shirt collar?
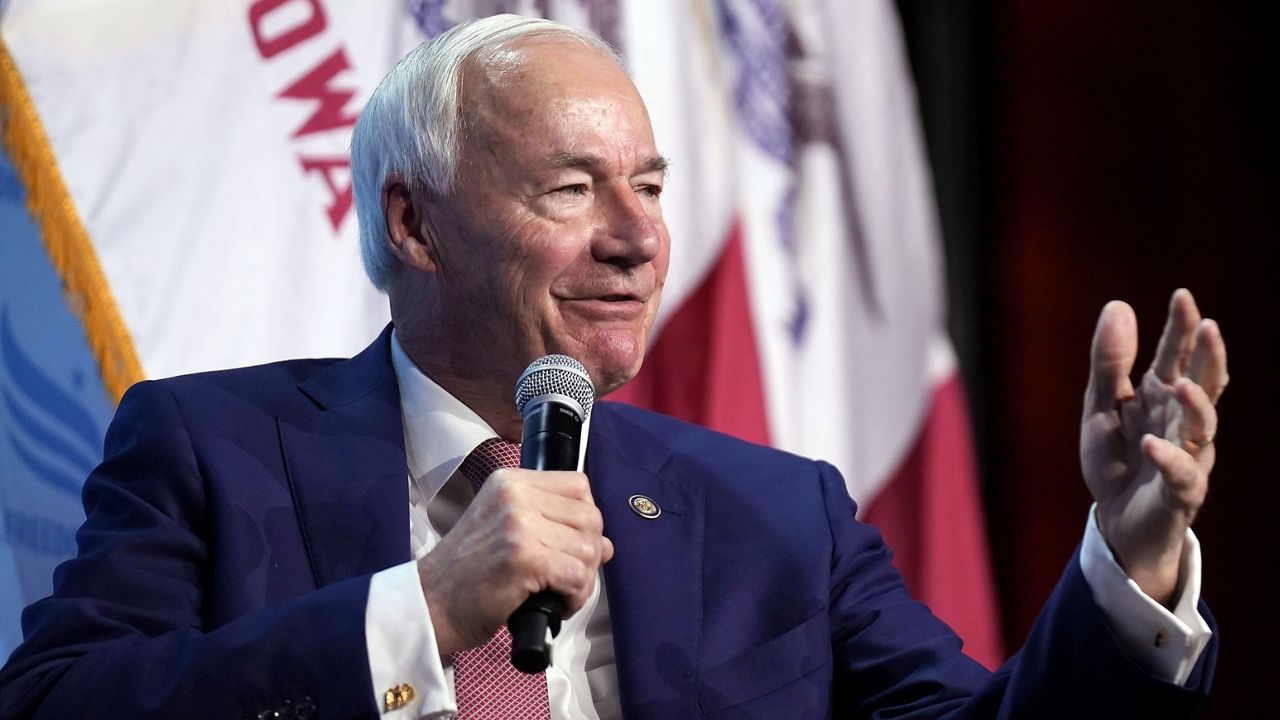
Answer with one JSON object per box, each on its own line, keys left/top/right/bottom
{"left": 389, "top": 329, "right": 593, "bottom": 496}
{"left": 390, "top": 330, "right": 498, "bottom": 503}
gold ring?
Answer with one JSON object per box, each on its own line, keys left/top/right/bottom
{"left": 1187, "top": 432, "right": 1215, "bottom": 449}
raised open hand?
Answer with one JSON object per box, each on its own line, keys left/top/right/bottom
{"left": 1080, "top": 289, "right": 1227, "bottom": 605}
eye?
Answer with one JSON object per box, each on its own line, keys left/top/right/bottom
{"left": 554, "top": 184, "right": 589, "bottom": 196}
{"left": 637, "top": 184, "right": 663, "bottom": 198}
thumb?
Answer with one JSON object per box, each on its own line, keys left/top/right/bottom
{"left": 1085, "top": 301, "right": 1138, "bottom": 417}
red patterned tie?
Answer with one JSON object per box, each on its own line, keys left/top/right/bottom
{"left": 453, "top": 438, "right": 551, "bottom": 720}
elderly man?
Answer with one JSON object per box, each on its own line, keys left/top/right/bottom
{"left": 0, "top": 14, "right": 1223, "bottom": 720}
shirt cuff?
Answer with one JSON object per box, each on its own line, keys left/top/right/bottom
{"left": 367, "top": 561, "right": 458, "bottom": 718}
{"left": 1079, "top": 504, "right": 1212, "bottom": 685}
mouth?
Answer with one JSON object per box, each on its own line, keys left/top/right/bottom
{"left": 560, "top": 293, "right": 649, "bottom": 320}
{"left": 558, "top": 286, "right": 649, "bottom": 303}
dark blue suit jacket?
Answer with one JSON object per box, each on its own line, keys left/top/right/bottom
{"left": 0, "top": 328, "right": 1216, "bottom": 718}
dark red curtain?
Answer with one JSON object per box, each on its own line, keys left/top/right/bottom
{"left": 986, "top": 3, "right": 1276, "bottom": 717}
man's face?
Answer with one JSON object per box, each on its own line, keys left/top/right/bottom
{"left": 421, "top": 38, "right": 670, "bottom": 396}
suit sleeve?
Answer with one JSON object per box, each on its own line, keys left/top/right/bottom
{"left": 817, "top": 461, "right": 1217, "bottom": 719}
{"left": 0, "top": 381, "right": 380, "bottom": 720}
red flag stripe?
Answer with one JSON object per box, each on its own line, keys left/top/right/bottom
{"left": 863, "top": 373, "right": 1003, "bottom": 669}
{"left": 611, "top": 219, "right": 769, "bottom": 447}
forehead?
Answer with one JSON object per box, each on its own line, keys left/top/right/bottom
{"left": 458, "top": 37, "right": 655, "bottom": 157}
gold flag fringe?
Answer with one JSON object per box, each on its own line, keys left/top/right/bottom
{"left": 0, "top": 40, "right": 144, "bottom": 405}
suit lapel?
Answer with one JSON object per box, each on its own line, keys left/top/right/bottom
{"left": 277, "top": 339, "right": 708, "bottom": 715}
{"left": 589, "top": 404, "right": 705, "bottom": 719}
{"left": 280, "top": 325, "right": 411, "bottom": 588}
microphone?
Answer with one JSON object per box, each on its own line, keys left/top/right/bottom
{"left": 508, "top": 354, "right": 596, "bottom": 674}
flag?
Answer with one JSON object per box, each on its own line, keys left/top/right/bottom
{"left": 609, "top": 0, "right": 1004, "bottom": 667}
{"left": 0, "top": 150, "right": 116, "bottom": 653}
{"left": 1, "top": 0, "right": 1000, "bottom": 667}
{"left": 0, "top": 0, "right": 412, "bottom": 657}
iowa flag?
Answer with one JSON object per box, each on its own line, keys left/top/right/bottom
{"left": 0, "top": 0, "right": 1000, "bottom": 667}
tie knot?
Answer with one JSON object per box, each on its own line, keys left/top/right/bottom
{"left": 460, "top": 438, "right": 522, "bottom": 492}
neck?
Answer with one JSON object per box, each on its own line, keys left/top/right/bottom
{"left": 413, "top": 353, "right": 524, "bottom": 442}
{"left": 392, "top": 299, "right": 524, "bottom": 442}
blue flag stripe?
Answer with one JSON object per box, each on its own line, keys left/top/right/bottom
{"left": 1, "top": 307, "right": 104, "bottom": 452}
{"left": 3, "top": 385, "right": 99, "bottom": 475}
{"left": 6, "top": 429, "right": 84, "bottom": 499}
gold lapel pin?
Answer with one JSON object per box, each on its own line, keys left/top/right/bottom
{"left": 628, "top": 494, "right": 661, "bottom": 519}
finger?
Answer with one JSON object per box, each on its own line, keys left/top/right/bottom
{"left": 487, "top": 476, "right": 603, "bottom": 534}
{"left": 1186, "top": 319, "right": 1229, "bottom": 403}
{"left": 531, "top": 493, "right": 605, "bottom": 535}
{"left": 504, "top": 521, "right": 599, "bottom": 612}
{"left": 488, "top": 469, "right": 593, "bottom": 501}
{"left": 1173, "top": 378, "right": 1218, "bottom": 469}
{"left": 525, "top": 515, "right": 606, "bottom": 567}
{"left": 1141, "top": 434, "right": 1209, "bottom": 513}
{"left": 1150, "top": 289, "right": 1202, "bottom": 383}
{"left": 535, "top": 547, "right": 598, "bottom": 613}
{"left": 1085, "top": 301, "right": 1138, "bottom": 417}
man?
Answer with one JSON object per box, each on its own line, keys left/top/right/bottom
{"left": 0, "top": 14, "right": 1224, "bottom": 719}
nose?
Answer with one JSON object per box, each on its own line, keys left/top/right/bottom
{"left": 592, "top": 183, "right": 663, "bottom": 268}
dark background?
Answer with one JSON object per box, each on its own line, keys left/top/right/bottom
{"left": 895, "top": 2, "right": 1277, "bottom": 716}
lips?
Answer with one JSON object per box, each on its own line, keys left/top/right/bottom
{"left": 557, "top": 286, "right": 650, "bottom": 304}
{"left": 560, "top": 294, "right": 649, "bottom": 320}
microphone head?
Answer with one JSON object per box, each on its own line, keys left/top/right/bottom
{"left": 515, "top": 354, "right": 596, "bottom": 421}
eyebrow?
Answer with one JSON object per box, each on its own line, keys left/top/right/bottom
{"left": 547, "top": 152, "right": 671, "bottom": 176}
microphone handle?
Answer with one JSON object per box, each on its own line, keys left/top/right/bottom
{"left": 509, "top": 400, "right": 583, "bottom": 673}
{"left": 508, "top": 591, "right": 567, "bottom": 673}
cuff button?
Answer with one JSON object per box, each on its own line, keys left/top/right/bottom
{"left": 384, "top": 683, "right": 416, "bottom": 712}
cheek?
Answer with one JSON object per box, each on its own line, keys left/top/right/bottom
{"left": 538, "top": 234, "right": 599, "bottom": 292}
{"left": 508, "top": 232, "right": 584, "bottom": 326}
{"left": 654, "top": 235, "right": 672, "bottom": 282}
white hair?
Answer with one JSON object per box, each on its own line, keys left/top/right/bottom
{"left": 351, "top": 14, "right": 623, "bottom": 291}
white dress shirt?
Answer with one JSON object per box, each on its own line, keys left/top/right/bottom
{"left": 365, "top": 331, "right": 1211, "bottom": 718}
{"left": 367, "top": 333, "right": 619, "bottom": 719}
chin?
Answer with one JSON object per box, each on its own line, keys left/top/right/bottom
{"left": 594, "top": 363, "right": 641, "bottom": 398}
{"left": 579, "top": 330, "right": 646, "bottom": 398}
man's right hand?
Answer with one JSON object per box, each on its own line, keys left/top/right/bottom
{"left": 417, "top": 469, "right": 613, "bottom": 657}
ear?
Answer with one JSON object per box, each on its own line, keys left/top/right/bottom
{"left": 382, "top": 174, "right": 439, "bottom": 274}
